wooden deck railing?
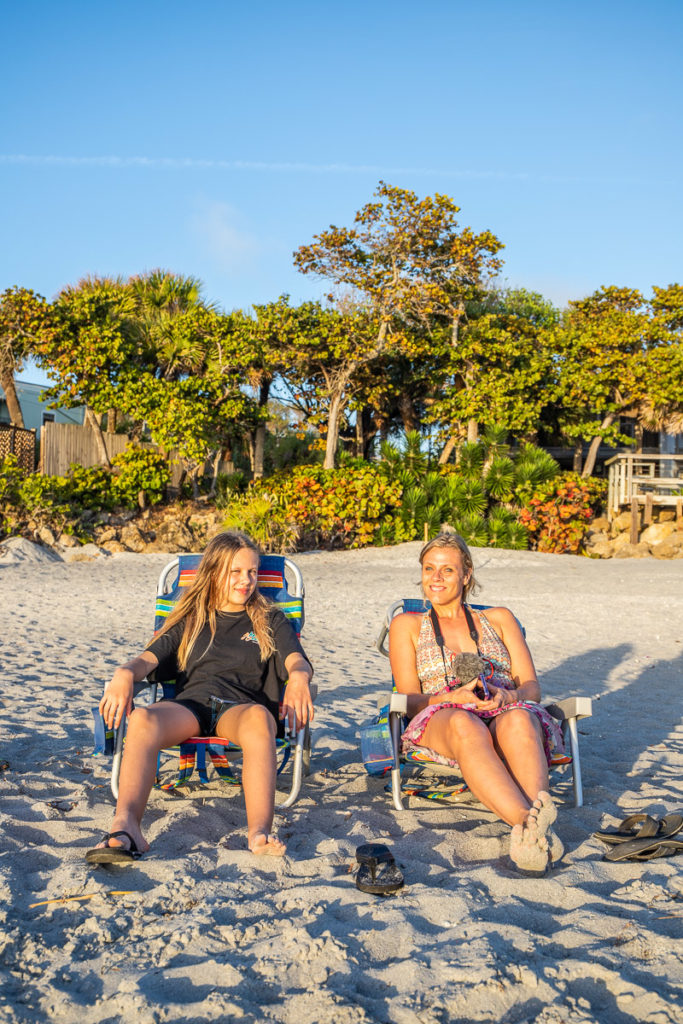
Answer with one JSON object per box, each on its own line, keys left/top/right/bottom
{"left": 606, "top": 453, "right": 683, "bottom": 519}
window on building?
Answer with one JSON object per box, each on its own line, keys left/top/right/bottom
{"left": 42, "top": 413, "right": 55, "bottom": 425}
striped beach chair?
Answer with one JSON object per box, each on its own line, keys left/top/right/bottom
{"left": 96, "top": 553, "right": 313, "bottom": 808}
{"left": 366, "top": 598, "right": 591, "bottom": 810}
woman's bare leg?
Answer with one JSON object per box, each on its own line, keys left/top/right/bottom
{"left": 216, "top": 704, "right": 285, "bottom": 856}
{"left": 420, "top": 709, "right": 531, "bottom": 826}
{"left": 96, "top": 702, "right": 200, "bottom": 853}
{"left": 489, "top": 709, "right": 549, "bottom": 805}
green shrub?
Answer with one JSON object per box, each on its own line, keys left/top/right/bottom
{"left": 111, "top": 445, "right": 169, "bottom": 507}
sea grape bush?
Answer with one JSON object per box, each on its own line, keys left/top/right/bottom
{"left": 518, "top": 474, "right": 606, "bottom": 554}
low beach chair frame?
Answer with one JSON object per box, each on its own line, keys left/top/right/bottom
{"left": 107, "top": 554, "right": 314, "bottom": 808}
{"left": 375, "top": 598, "right": 592, "bottom": 811}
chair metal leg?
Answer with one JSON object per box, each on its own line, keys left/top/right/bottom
{"left": 567, "top": 716, "right": 584, "bottom": 807}
{"left": 111, "top": 713, "right": 126, "bottom": 801}
{"left": 389, "top": 712, "right": 405, "bottom": 811}
{"left": 280, "top": 724, "right": 306, "bottom": 808}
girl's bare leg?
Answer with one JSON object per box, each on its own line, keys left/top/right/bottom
{"left": 420, "top": 709, "right": 531, "bottom": 826}
{"left": 216, "top": 704, "right": 285, "bottom": 856}
{"left": 96, "top": 702, "right": 200, "bottom": 853}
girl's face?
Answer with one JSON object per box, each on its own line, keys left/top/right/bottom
{"left": 219, "top": 547, "right": 259, "bottom": 610}
{"left": 421, "top": 547, "right": 470, "bottom": 607}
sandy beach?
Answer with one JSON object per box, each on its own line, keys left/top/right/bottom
{"left": 1, "top": 541, "right": 682, "bottom": 1024}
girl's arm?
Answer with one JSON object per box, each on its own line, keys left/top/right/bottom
{"left": 389, "top": 614, "right": 484, "bottom": 717}
{"left": 99, "top": 650, "right": 160, "bottom": 729}
{"left": 281, "top": 652, "right": 314, "bottom": 731}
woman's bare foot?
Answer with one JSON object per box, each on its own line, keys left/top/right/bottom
{"left": 528, "top": 791, "right": 557, "bottom": 835}
{"left": 509, "top": 820, "right": 550, "bottom": 876}
{"left": 249, "top": 832, "right": 286, "bottom": 857}
{"left": 547, "top": 828, "right": 564, "bottom": 864}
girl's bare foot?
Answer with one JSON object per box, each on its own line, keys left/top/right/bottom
{"left": 93, "top": 819, "right": 149, "bottom": 854}
{"left": 249, "top": 832, "right": 286, "bottom": 857}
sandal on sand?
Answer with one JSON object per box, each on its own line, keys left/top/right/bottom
{"left": 85, "top": 830, "right": 143, "bottom": 865}
{"left": 593, "top": 813, "right": 682, "bottom": 846}
{"left": 603, "top": 834, "right": 683, "bottom": 863}
{"left": 355, "top": 843, "right": 404, "bottom": 896}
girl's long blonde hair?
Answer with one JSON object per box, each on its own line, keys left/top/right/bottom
{"left": 151, "top": 531, "right": 275, "bottom": 669}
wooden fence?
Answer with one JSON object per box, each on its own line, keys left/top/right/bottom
{"left": 0, "top": 424, "right": 37, "bottom": 472}
{"left": 606, "top": 453, "right": 683, "bottom": 517}
{"left": 40, "top": 421, "right": 186, "bottom": 487}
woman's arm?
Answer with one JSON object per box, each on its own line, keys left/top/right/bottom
{"left": 389, "top": 614, "right": 484, "bottom": 717}
{"left": 99, "top": 650, "right": 160, "bottom": 729}
{"left": 281, "top": 652, "right": 314, "bottom": 731}
{"left": 483, "top": 607, "right": 541, "bottom": 705}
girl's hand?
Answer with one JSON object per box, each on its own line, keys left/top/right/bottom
{"left": 99, "top": 668, "right": 135, "bottom": 729}
{"left": 281, "top": 672, "right": 314, "bottom": 733}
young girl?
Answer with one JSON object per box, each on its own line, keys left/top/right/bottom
{"left": 389, "top": 532, "right": 565, "bottom": 876}
{"left": 86, "top": 530, "right": 314, "bottom": 864}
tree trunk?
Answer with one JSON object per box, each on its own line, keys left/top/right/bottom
{"left": 467, "top": 418, "right": 478, "bottom": 442}
{"left": 355, "top": 407, "right": 365, "bottom": 458}
{"left": 398, "top": 390, "right": 418, "bottom": 432}
{"left": 572, "top": 440, "right": 583, "bottom": 474}
{"left": 582, "top": 413, "right": 616, "bottom": 477}
{"left": 253, "top": 424, "right": 266, "bottom": 480}
{"left": 84, "top": 406, "right": 111, "bottom": 467}
{"left": 0, "top": 371, "right": 25, "bottom": 427}
{"left": 324, "top": 391, "right": 344, "bottom": 469}
{"left": 107, "top": 408, "right": 117, "bottom": 432}
{"left": 438, "top": 435, "right": 458, "bottom": 466}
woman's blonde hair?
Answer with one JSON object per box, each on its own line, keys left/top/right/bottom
{"left": 419, "top": 531, "right": 479, "bottom": 602}
{"left": 151, "top": 530, "right": 275, "bottom": 669}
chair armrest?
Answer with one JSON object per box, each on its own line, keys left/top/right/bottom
{"left": 544, "top": 696, "right": 592, "bottom": 722}
{"left": 376, "top": 600, "right": 406, "bottom": 657}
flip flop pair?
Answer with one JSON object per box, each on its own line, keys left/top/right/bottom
{"left": 355, "top": 843, "right": 404, "bottom": 895}
{"left": 85, "top": 830, "right": 143, "bottom": 865}
{"left": 594, "top": 813, "right": 683, "bottom": 862}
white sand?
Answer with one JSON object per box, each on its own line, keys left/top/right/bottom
{"left": 1, "top": 543, "right": 682, "bottom": 1023}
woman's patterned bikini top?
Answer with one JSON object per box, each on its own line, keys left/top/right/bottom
{"left": 415, "top": 607, "right": 515, "bottom": 696}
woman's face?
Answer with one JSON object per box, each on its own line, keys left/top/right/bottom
{"left": 219, "top": 547, "right": 259, "bottom": 610}
{"left": 421, "top": 547, "right": 470, "bottom": 607}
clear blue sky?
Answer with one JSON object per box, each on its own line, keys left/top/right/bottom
{"left": 3, "top": 0, "right": 681, "bottom": 383}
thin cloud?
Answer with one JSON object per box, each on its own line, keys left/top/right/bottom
{"left": 191, "top": 199, "right": 262, "bottom": 272}
{"left": 0, "top": 153, "right": 675, "bottom": 187}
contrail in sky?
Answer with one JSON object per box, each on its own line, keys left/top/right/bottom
{"left": 0, "top": 153, "right": 673, "bottom": 187}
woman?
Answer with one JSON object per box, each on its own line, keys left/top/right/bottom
{"left": 86, "top": 530, "right": 314, "bottom": 864}
{"left": 389, "top": 532, "right": 564, "bottom": 875}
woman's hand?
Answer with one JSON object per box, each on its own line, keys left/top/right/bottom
{"left": 99, "top": 668, "right": 135, "bottom": 729}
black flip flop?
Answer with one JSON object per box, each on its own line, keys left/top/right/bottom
{"left": 355, "top": 843, "right": 404, "bottom": 896}
{"left": 85, "top": 830, "right": 143, "bottom": 865}
{"left": 594, "top": 813, "right": 682, "bottom": 846}
{"left": 603, "top": 834, "right": 683, "bottom": 863}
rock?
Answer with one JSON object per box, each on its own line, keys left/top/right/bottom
{"left": 94, "top": 526, "right": 118, "bottom": 544}
{"left": 584, "top": 539, "right": 614, "bottom": 558}
{"left": 61, "top": 543, "right": 109, "bottom": 562}
{"left": 119, "top": 523, "right": 148, "bottom": 552}
{"left": 651, "top": 534, "right": 683, "bottom": 559}
{"left": 57, "top": 533, "right": 79, "bottom": 548}
{"left": 611, "top": 511, "right": 634, "bottom": 533}
{"left": 585, "top": 529, "right": 609, "bottom": 544}
{"left": 611, "top": 532, "right": 634, "bottom": 552}
{"left": 0, "top": 537, "right": 63, "bottom": 564}
{"left": 659, "top": 509, "right": 676, "bottom": 523}
{"left": 153, "top": 520, "right": 195, "bottom": 552}
{"left": 613, "top": 542, "right": 651, "bottom": 559}
{"left": 101, "top": 540, "right": 127, "bottom": 553}
{"left": 37, "top": 526, "right": 56, "bottom": 546}
{"left": 591, "top": 516, "right": 610, "bottom": 532}
{"left": 640, "top": 522, "right": 676, "bottom": 546}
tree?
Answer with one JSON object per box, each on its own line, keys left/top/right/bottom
{"left": 427, "top": 288, "right": 561, "bottom": 459}
{"left": 0, "top": 287, "right": 52, "bottom": 427}
{"left": 294, "top": 181, "right": 504, "bottom": 461}
{"left": 551, "top": 286, "right": 683, "bottom": 476}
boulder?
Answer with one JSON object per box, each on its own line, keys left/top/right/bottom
{"left": 584, "top": 539, "right": 614, "bottom": 558}
{"left": 659, "top": 509, "right": 676, "bottom": 523}
{"left": 101, "top": 540, "right": 127, "bottom": 553}
{"left": 651, "top": 534, "right": 683, "bottom": 559}
{"left": 57, "top": 533, "right": 79, "bottom": 548}
{"left": 591, "top": 516, "right": 610, "bottom": 532}
{"left": 153, "top": 519, "right": 194, "bottom": 552}
{"left": 119, "top": 523, "right": 148, "bottom": 553}
{"left": 640, "top": 522, "right": 676, "bottom": 546}
{"left": 611, "top": 532, "right": 634, "bottom": 553}
{"left": 37, "top": 526, "right": 56, "bottom": 546}
{"left": 613, "top": 542, "right": 651, "bottom": 559}
{"left": 94, "top": 526, "right": 118, "bottom": 544}
{"left": 611, "top": 511, "right": 634, "bottom": 534}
